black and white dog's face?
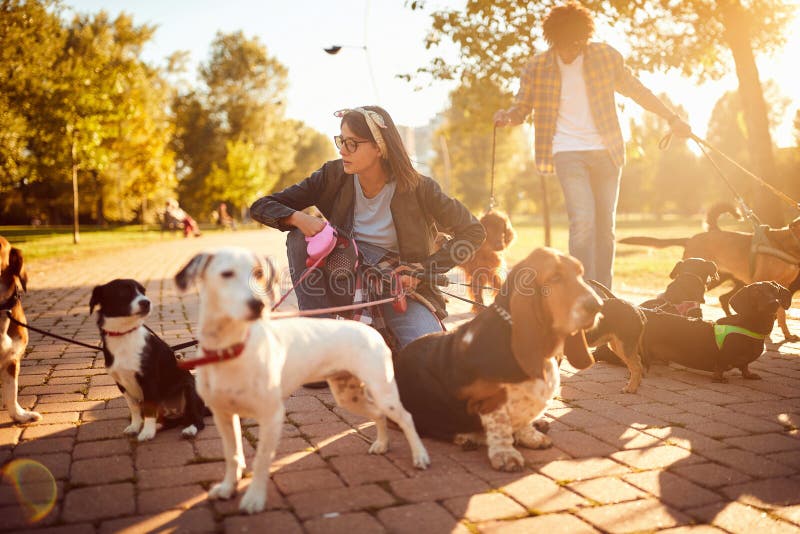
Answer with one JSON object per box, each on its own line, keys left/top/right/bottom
{"left": 90, "top": 279, "right": 150, "bottom": 331}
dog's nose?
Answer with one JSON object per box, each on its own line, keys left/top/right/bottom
{"left": 139, "top": 300, "right": 150, "bottom": 313}
{"left": 248, "top": 298, "right": 265, "bottom": 316}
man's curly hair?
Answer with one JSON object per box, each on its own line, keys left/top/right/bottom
{"left": 542, "top": 2, "right": 595, "bottom": 48}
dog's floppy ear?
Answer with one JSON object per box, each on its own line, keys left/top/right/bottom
{"left": 508, "top": 257, "right": 559, "bottom": 380}
{"left": 669, "top": 260, "right": 684, "bottom": 280}
{"left": 729, "top": 285, "right": 751, "bottom": 315}
{"left": 771, "top": 282, "right": 793, "bottom": 310}
{"left": 135, "top": 281, "right": 146, "bottom": 295}
{"left": 703, "top": 260, "right": 719, "bottom": 282}
{"left": 90, "top": 285, "right": 103, "bottom": 315}
{"left": 563, "top": 329, "right": 594, "bottom": 370}
{"left": 503, "top": 216, "right": 517, "bottom": 248}
{"left": 9, "top": 247, "right": 27, "bottom": 293}
{"left": 263, "top": 256, "right": 280, "bottom": 304}
{"left": 175, "top": 253, "right": 211, "bottom": 291}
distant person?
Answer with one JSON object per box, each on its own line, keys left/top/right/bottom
{"left": 217, "top": 202, "right": 237, "bottom": 231}
{"left": 165, "top": 199, "right": 201, "bottom": 238}
{"left": 494, "top": 1, "right": 691, "bottom": 288}
{"left": 251, "top": 106, "right": 484, "bottom": 353}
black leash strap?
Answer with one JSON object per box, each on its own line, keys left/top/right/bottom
{"left": 5, "top": 310, "right": 101, "bottom": 351}
{"left": 6, "top": 310, "right": 198, "bottom": 353}
{"left": 438, "top": 288, "right": 488, "bottom": 308}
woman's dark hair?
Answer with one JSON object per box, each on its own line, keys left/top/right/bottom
{"left": 542, "top": 2, "right": 595, "bottom": 48}
{"left": 340, "top": 106, "right": 420, "bottom": 192}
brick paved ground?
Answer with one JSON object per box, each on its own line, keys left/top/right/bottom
{"left": 1, "top": 228, "right": 799, "bottom": 533}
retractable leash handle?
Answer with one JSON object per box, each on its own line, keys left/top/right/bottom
{"left": 304, "top": 222, "right": 338, "bottom": 268}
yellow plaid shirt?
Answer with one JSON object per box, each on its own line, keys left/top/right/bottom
{"left": 508, "top": 42, "right": 661, "bottom": 175}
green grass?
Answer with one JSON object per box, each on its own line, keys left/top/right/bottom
{"left": 0, "top": 224, "right": 222, "bottom": 262}
{"left": 505, "top": 213, "right": 753, "bottom": 292}
{"left": 3, "top": 214, "right": 755, "bottom": 294}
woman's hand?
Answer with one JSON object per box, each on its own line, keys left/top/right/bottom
{"left": 393, "top": 263, "right": 423, "bottom": 291}
{"left": 288, "top": 211, "right": 327, "bottom": 237}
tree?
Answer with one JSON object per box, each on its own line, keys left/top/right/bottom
{"left": 430, "top": 76, "right": 532, "bottom": 213}
{"left": 174, "top": 31, "right": 295, "bottom": 217}
{"left": 0, "top": 0, "right": 65, "bottom": 221}
{"left": 275, "top": 120, "right": 337, "bottom": 192}
{"left": 409, "top": 0, "right": 797, "bottom": 225}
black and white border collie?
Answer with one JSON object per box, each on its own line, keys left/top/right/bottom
{"left": 90, "top": 279, "right": 206, "bottom": 441}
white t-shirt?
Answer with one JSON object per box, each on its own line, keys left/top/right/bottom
{"left": 352, "top": 175, "right": 399, "bottom": 253}
{"left": 552, "top": 53, "right": 606, "bottom": 154}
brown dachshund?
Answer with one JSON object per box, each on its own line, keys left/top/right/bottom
{"left": 620, "top": 203, "right": 800, "bottom": 340}
{"left": 0, "top": 237, "right": 41, "bottom": 423}
{"left": 458, "top": 209, "right": 517, "bottom": 312}
{"left": 394, "top": 248, "right": 602, "bottom": 471}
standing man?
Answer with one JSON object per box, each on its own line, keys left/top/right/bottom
{"left": 494, "top": 1, "right": 691, "bottom": 288}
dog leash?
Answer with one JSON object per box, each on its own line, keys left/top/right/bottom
{"left": 272, "top": 253, "right": 327, "bottom": 311}
{"left": 5, "top": 310, "right": 198, "bottom": 353}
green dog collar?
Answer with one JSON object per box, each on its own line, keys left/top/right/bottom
{"left": 713, "top": 323, "right": 767, "bottom": 350}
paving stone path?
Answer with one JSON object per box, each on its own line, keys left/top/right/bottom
{"left": 1, "top": 228, "right": 799, "bottom": 533}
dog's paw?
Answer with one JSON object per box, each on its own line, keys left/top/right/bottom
{"left": 136, "top": 426, "right": 156, "bottom": 442}
{"left": 239, "top": 487, "right": 267, "bottom": 514}
{"left": 123, "top": 421, "right": 142, "bottom": 435}
{"left": 181, "top": 425, "right": 198, "bottom": 438}
{"left": 412, "top": 447, "right": 431, "bottom": 470}
{"left": 488, "top": 447, "right": 525, "bottom": 472}
{"left": 515, "top": 429, "right": 552, "bottom": 450}
{"left": 13, "top": 410, "right": 42, "bottom": 424}
{"left": 711, "top": 374, "right": 729, "bottom": 383}
{"left": 208, "top": 482, "right": 236, "bottom": 500}
{"left": 783, "top": 334, "right": 799, "bottom": 342}
{"left": 621, "top": 382, "right": 639, "bottom": 394}
{"left": 742, "top": 371, "right": 762, "bottom": 380}
{"left": 368, "top": 438, "right": 389, "bottom": 455}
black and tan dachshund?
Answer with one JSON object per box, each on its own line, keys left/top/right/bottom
{"left": 638, "top": 281, "right": 791, "bottom": 382}
{"left": 639, "top": 258, "right": 718, "bottom": 318}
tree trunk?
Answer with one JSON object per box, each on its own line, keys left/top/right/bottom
{"left": 721, "top": 1, "right": 783, "bottom": 226}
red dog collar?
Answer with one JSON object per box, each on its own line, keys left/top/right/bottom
{"left": 178, "top": 331, "right": 250, "bottom": 370}
{"left": 102, "top": 326, "right": 140, "bottom": 337}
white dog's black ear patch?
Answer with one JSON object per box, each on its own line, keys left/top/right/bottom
{"left": 175, "top": 253, "right": 211, "bottom": 291}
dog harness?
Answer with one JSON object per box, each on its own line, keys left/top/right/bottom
{"left": 713, "top": 324, "right": 766, "bottom": 350}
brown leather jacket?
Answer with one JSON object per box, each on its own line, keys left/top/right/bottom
{"left": 250, "top": 159, "right": 485, "bottom": 318}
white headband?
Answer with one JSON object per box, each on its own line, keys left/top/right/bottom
{"left": 334, "top": 108, "right": 388, "bottom": 159}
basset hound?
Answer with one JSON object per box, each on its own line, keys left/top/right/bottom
{"left": 394, "top": 247, "right": 602, "bottom": 471}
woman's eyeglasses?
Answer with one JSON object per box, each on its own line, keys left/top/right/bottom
{"left": 334, "top": 135, "right": 371, "bottom": 153}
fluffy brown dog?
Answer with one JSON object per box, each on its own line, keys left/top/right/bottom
{"left": 459, "top": 209, "right": 517, "bottom": 312}
{"left": 620, "top": 203, "right": 800, "bottom": 340}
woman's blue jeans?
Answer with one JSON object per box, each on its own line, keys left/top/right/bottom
{"left": 553, "top": 150, "right": 621, "bottom": 289}
{"left": 285, "top": 229, "right": 442, "bottom": 348}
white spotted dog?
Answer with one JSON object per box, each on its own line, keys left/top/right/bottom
{"left": 175, "top": 247, "right": 430, "bottom": 514}
{"left": 0, "top": 237, "right": 41, "bottom": 424}
{"left": 90, "top": 279, "right": 207, "bottom": 441}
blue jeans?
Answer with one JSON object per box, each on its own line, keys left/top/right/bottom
{"left": 553, "top": 150, "right": 621, "bottom": 288}
{"left": 285, "top": 229, "right": 442, "bottom": 348}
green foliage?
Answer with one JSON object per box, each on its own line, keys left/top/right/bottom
{"left": 411, "top": 0, "right": 795, "bottom": 85}
{"left": 275, "top": 120, "right": 338, "bottom": 191}
{"left": 431, "top": 77, "right": 533, "bottom": 213}
{"left": 174, "top": 31, "right": 296, "bottom": 217}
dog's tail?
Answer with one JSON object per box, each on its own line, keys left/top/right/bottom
{"left": 618, "top": 236, "right": 688, "bottom": 248}
{"left": 586, "top": 279, "right": 617, "bottom": 300}
{"left": 704, "top": 202, "right": 741, "bottom": 231}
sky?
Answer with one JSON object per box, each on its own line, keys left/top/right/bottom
{"left": 64, "top": 0, "right": 800, "bottom": 147}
